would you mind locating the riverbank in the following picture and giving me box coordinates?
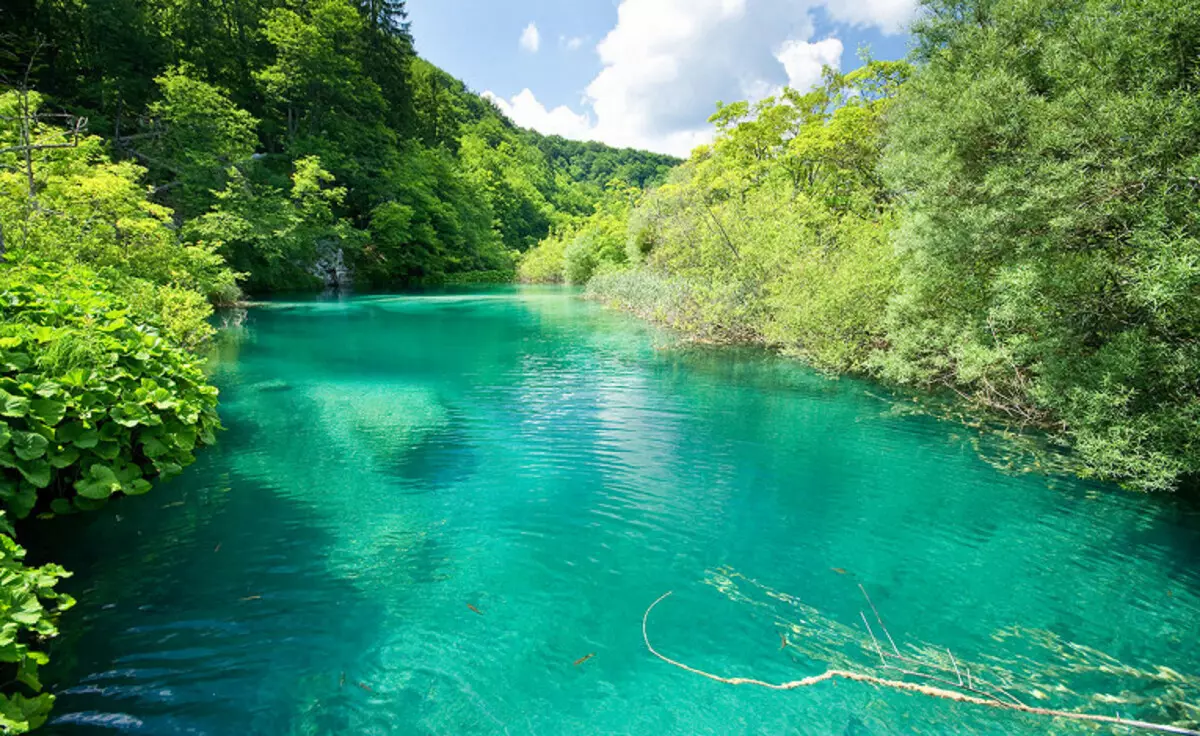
[582,268,1127,491]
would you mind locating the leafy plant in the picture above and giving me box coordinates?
[0,513,73,734]
[0,261,221,519]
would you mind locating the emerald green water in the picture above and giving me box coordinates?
[37,287,1200,735]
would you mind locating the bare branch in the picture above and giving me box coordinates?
[642,592,1200,736]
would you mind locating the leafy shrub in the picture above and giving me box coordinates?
[0,514,73,734]
[0,91,240,306]
[517,236,567,283]
[563,236,600,285]
[183,157,360,293]
[434,270,516,285]
[879,0,1200,490]
[522,185,634,284]
[586,267,755,343]
[762,212,898,372]
[0,261,221,520]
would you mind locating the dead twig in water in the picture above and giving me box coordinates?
[641,592,1200,736]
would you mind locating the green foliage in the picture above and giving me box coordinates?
[0,3,681,729]
[355,144,509,286]
[879,0,1200,490]
[183,157,363,292]
[586,1,1200,492]
[585,268,716,337]
[520,183,637,284]
[585,61,909,360]
[0,513,73,735]
[523,134,681,189]
[516,236,567,284]
[0,92,239,306]
[144,67,260,217]
[434,270,515,286]
[0,262,221,519]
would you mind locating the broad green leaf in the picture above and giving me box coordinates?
[0,691,55,733]
[141,436,170,458]
[0,390,29,418]
[74,464,120,500]
[56,421,83,443]
[113,461,142,485]
[155,460,183,479]
[72,428,99,449]
[48,445,80,468]
[30,326,57,343]
[16,459,51,490]
[29,399,66,426]
[0,351,31,373]
[126,478,152,496]
[32,381,60,398]
[59,368,89,388]
[111,403,151,428]
[12,432,48,461]
[93,439,120,460]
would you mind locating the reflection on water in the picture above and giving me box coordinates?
[33,286,1200,735]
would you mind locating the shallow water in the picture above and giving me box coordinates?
[36,287,1200,735]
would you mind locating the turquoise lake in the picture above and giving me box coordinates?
[35,287,1200,734]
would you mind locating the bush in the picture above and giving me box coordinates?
[0,261,221,520]
[0,514,73,734]
[563,236,600,285]
[762,212,898,372]
[517,236,567,283]
[0,91,241,304]
[880,0,1200,490]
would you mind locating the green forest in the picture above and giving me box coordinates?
[0,0,1198,730]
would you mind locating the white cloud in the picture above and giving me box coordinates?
[519,22,540,53]
[496,0,917,156]
[823,0,917,33]
[776,37,843,92]
[560,35,586,51]
[483,89,594,139]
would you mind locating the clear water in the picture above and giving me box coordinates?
[34,287,1200,735]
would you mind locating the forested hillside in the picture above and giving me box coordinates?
[1,0,677,290]
[522,0,1200,496]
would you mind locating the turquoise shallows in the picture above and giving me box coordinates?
[39,288,1200,735]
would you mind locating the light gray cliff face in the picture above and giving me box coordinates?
[311,242,352,290]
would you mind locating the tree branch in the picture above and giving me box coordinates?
[641,592,1200,736]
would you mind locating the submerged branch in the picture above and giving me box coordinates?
[641,592,1200,736]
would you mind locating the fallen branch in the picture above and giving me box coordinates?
[641,592,1200,736]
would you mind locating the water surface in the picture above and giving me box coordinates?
[38,287,1200,734]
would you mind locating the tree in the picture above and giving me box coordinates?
[879,0,1200,490]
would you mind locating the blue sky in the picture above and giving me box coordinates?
[408,0,916,156]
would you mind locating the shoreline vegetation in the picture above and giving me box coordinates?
[521,0,1200,499]
[0,0,1196,731]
